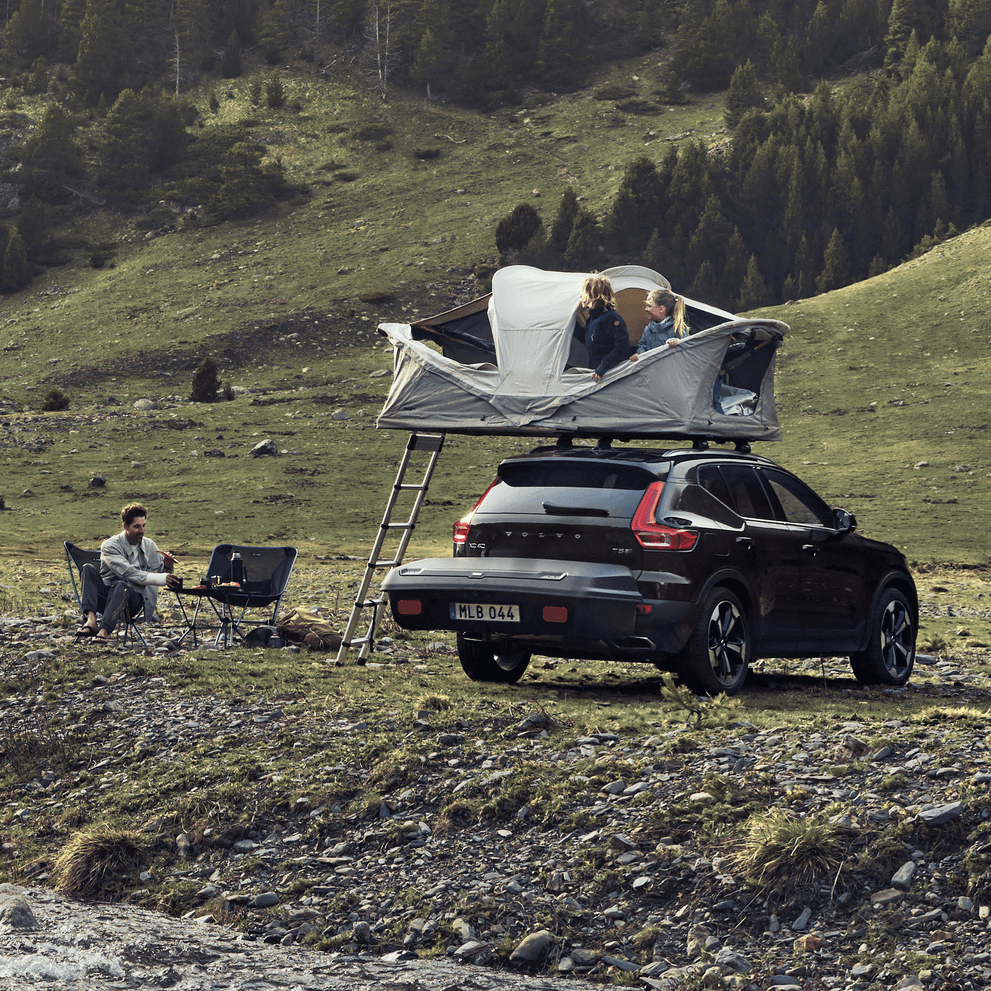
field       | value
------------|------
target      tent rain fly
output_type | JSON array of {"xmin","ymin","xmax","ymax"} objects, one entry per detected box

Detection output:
[{"xmin": 375, "ymin": 265, "xmax": 788, "ymax": 445}]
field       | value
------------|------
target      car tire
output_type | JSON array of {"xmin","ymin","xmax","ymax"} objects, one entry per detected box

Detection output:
[
  {"xmin": 850, "ymin": 588, "xmax": 915, "ymax": 686},
  {"xmin": 457, "ymin": 634, "xmax": 531, "ymax": 684},
  {"xmin": 681, "ymin": 587, "xmax": 750, "ymax": 695}
]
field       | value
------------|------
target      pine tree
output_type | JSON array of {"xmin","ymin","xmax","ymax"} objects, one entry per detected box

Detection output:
[
  {"xmin": 257, "ymin": 0, "xmax": 290, "ymax": 63},
  {"xmin": 605, "ymin": 156, "xmax": 664, "ymax": 255},
  {"xmin": 564, "ymin": 206, "xmax": 600, "ymax": 270},
  {"xmin": 687, "ymin": 260, "xmax": 720, "ymax": 305},
  {"xmin": 550, "ymin": 188, "xmax": 579, "ymax": 252},
  {"xmin": 58, "ymin": 0, "xmax": 89, "ymax": 62},
  {"xmin": 737, "ymin": 255, "xmax": 771, "ymax": 310},
  {"xmin": 411, "ymin": 0, "xmax": 454, "ymax": 95},
  {"xmin": 222, "ymin": 29, "xmax": 244, "ymax": 78},
  {"xmin": 17, "ymin": 104, "xmax": 85, "ymax": 202},
  {"xmin": 816, "ymin": 227, "xmax": 851, "ymax": 294},
  {"xmin": 2, "ymin": 229, "xmax": 32, "ymax": 294},
  {"xmin": 724, "ymin": 60, "xmax": 763, "ymax": 130},
  {"xmin": 947, "ymin": 0, "xmax": 991, "ymax": 57},
  {"xmin": 642, "ymin": 224, "xmax": 688, "ymax": 288},
  {"xmin": 211, "ymin": 141, "xmax": 279, "ymax": 218},
  {"xmin": 536, "ymin": 0, "xmax": 589, "ymax": 91},
  {"xmin": 75, "ymin": 0, "xmax": 129, "ymax": 106},
  {"xmin": 495, "ymin": 203, "xmax": 543, "ymax": 259},
  {"xmin": 0, "ymin": 0, "xmax": 55, "ymax": 66}
]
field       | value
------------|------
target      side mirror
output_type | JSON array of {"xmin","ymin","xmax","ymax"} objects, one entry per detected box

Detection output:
[{"xmin": 833, "ymin": 508, "xmax": 857, "ymax": 533}]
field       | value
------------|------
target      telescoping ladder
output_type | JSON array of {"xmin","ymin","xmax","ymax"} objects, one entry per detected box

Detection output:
[{"xmin": 336, "ymin": 432, "xmax": 446, "ymax": 664}]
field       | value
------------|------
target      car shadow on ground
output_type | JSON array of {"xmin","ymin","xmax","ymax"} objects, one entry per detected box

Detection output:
[{"xmin": 522, "ymin": 659, "xmax": 991, "ymax": 705}]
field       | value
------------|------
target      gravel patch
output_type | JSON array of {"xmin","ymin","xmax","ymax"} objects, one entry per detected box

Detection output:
[{"xmin": 2, "ymin": 591, "xmax": 991, "ymax": 990}]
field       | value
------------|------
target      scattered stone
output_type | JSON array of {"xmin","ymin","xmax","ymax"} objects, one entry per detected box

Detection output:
[
  {"xmin": 250, "ymin": 438, "xmax": 279, "ymax": 457},
  {"xmin": 509, "ymin": 929, "xmax": 554, "ymax": 964},
  {"xmin": 0, "ymin": 887, "xmax": 37, "ymax": 930}
]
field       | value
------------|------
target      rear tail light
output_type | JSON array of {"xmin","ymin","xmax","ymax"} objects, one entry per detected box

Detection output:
[
  {"xmin": 453, "ymin": 478, "xmax": 499, "ymax": 544},
  {"xmin": 631, "ymin": 481, "xmax": 698, "ymax": 550},
  {"xmin": 542, "ymin": 605, "xmax": 568, "ymax": 624},
  {"xmin": 396, "ymin": 599, "xmax": 422, "ymax": 616}
]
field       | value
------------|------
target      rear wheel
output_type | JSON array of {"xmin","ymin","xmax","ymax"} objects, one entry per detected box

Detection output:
[
  {"xmin": 850, "ymin": 588, "xmax": 915, "ymax": 686},
  {"xmin": 681, "ymin": 587, "xmax": 750, "ymax": 695},
  {"xmin": 457, "ymin": 634, "xmax": 531, "ymax": 684}
]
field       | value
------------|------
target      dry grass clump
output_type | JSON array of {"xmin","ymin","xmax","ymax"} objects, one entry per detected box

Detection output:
[
  {"xmin": 731, "ymin": 810, "xmax": 846, "ymax": 901},
  {"xmin": 1, "ymin": 713, "xmax": 71, "ymax": 779},
  {"xmin": 52, "ymin": 828, "xmax": 150, "ymax": 900}
]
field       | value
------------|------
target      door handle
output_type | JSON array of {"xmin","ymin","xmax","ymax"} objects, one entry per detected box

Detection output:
[
  {"xmin": 735, "ymin": 536, "xmax": 752, "ymax": 548},
  {"xmin": 802, "ymin": 544, "xmax": 817, "ymax": 555}
]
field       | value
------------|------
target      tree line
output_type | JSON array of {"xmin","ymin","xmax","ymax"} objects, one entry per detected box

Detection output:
[{"xmin": 498, "ymin": 3, "xmax": 991, "ymax": 309}]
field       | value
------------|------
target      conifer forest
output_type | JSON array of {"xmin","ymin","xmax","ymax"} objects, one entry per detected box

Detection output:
[{"xmin": 1, "ymin": 0, "xmax": 991, "ymax": 308}]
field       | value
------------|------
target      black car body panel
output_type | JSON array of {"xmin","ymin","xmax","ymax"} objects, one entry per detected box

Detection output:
[{"xmin": 382, "ymin": 445, "xmax": 918, "ymax": 689}]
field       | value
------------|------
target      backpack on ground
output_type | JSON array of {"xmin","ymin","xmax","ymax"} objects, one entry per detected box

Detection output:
[{"xmin": 276, "ymin": 609, "xmax": 343, "ymax": 651}]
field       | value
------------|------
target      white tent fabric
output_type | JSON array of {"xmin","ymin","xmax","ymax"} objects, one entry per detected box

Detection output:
[{"xmin": 376, "ymin": 265, "xmax": 788, "ymax": 443}]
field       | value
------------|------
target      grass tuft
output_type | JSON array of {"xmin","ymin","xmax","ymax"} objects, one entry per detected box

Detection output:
[
  {"xmin": 731, "ymin": 810, "xmax": 846, "ymax": 902},
  {"xmin": 52, "ymin": 827, "xmax": 151, "ymax": 899}
]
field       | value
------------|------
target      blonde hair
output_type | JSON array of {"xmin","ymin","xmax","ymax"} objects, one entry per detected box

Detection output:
[
  {"xmin": 646, "ymin": 287, "xmax": 688, "ymax": 337},
  {"xmin": 579, "ymin": 274, "xmax": 617, "ymax": 311}
]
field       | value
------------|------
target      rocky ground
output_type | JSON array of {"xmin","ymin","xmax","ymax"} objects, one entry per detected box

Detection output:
[{"xmin": 2, "ymin": 581, "xmax": 991, "ymax": 991}]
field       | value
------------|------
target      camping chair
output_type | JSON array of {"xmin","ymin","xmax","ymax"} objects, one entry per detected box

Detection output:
[
  {"xmin": 177, "ymin": 544, "xmax": 297, "ymax": 648},
  {"xmin": 63, "ymin": 541, "xmax": 150, "ymax": 649}
]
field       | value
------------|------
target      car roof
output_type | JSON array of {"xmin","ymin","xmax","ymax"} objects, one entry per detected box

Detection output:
[{"xmin": 501, "ymin": 445, "xmax": 781, "ymax": 479}]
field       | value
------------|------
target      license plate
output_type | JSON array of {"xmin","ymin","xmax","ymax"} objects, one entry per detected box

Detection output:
[{"xmin": 451, "ymin": 602, "xmax": 519, "ymax": 622}]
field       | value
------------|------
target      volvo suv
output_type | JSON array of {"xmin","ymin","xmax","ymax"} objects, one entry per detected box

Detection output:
[{"xmin": 382, "ymin": 446, "xmax": 917, "ymax": 694}]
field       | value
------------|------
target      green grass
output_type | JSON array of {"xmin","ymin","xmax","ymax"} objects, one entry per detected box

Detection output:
[{"xmin": 0, "ymin": 60, "xmax": 989, "ymax": 573}]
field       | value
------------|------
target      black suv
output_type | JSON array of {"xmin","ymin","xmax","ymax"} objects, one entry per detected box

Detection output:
[{"xmin": 382, "ymin": 446, "xmax": 917, "ymax": 694}]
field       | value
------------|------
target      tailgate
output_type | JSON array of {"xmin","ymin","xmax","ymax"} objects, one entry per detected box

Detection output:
[{"xmin": 382, "ymin": 557, "xmax": 642, "ymax": 640}]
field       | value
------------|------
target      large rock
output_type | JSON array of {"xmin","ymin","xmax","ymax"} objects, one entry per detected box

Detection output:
[
  {"xmin": 509, "ymin": 929, "xmax": 554, "ymax": 964},
  {"xmin": 250, "ymin": 439, "xmax": 279, "ymax": 457},
  {"xmin": 0, "ymin": 886, "xmax": 37, "ymax": 930}
]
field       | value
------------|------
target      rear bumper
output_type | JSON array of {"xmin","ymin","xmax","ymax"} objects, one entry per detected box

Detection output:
[{"xmin": 382, "ymin": 557, "xmax": 694, "ymax": 657}]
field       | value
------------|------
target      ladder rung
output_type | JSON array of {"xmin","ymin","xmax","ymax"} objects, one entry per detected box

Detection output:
[
  {"xmin": 396, "ymin": 482, "xmax": 429, "ymax": 491},
  {"xmin": 372, "ymin": 559, "xmax": 401, "ymax": 568}
]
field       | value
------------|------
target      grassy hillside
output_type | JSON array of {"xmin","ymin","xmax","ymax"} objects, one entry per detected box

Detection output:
[{"xmin": 0, "ymin": 61, "xmax": 989, "ymax": 577}]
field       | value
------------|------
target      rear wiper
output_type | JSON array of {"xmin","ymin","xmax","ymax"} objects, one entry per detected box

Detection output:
[{"xmin": 542, "ymin": 502, "xmax": 609, "ymax": 517}]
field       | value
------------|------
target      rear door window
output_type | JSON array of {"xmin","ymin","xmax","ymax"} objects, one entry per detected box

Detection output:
[
  {"xmin": 480, "ymin": 461, "xmax": 660, "ymax": 518},
  {"xmin": 698, "ymin": 464, "xmax": 776, "ymax": 521}
]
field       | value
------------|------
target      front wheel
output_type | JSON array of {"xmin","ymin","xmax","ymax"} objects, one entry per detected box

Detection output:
[
  {"xmin": 457, "ymin": 635, "xmax": 531, "ymax": 684},
  {"xmin": 680, "ymin": 587, "xmax": 750, "ymax": 695},
  {"xmin": 850, "ymin": 588, "xmax": 915, "ymax": 686}
]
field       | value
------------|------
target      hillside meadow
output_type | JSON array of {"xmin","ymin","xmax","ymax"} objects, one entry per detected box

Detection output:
[{"xmin": 0, "ymin": 61, "xmax": 989, "ymax": 606}]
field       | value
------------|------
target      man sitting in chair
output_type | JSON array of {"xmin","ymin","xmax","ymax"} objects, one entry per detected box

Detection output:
[{"xmin": 78, "ymin": 502, "xmax": 183, "ymax": 641}]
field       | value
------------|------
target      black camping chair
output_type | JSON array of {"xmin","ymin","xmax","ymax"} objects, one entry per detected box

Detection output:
[
  {"xmin": 177, "ymin": 544, "xmax": 297, "ymax": 648},
  {"xmin": 63, "ymin": 541, "xmax": 150, "ymax": 649}
]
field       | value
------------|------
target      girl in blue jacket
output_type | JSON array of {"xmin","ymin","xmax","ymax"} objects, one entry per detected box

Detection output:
[
  {"xmin": 578, "ymin": 275, "xmax": 631, "ymax": 382},
  {"xmin": 630, "ymin": 287, "xmax": 690, "ymax": 361}
]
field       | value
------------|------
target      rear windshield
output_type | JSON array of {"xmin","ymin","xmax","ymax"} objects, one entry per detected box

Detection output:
[{"xmin": 478, "ymin": 461, "xmax": 663, "ymax": 519}]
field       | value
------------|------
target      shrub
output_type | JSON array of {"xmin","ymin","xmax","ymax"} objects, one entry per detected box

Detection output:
[
  {"xmin": 190, "ymin": 357, "xmax": 220, "ymax": 403},
  {"xmin": 352, "ymin": 124, "xmax": 394, "ymax": 142},
  {"xmin": 266, "ymin": 74, "xmax": 285, "ymax": 109},
  {"xmin": 594, "ymin": 84, "xmax": 636, "ymax": 101},
  {"xmin": 41, "ymin": 388, "xmax": 69, "ymax": 411},
  {"xmin": 495, "ymin": 203, "xmax": 543, "ymax": 256}
]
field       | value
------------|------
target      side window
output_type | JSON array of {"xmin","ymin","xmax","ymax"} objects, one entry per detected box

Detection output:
[
  {"xmin": 670, "ymin": 482, "xmax": 743, "ymax": 527},
  {"xmin": 697, "ymin": 466, "xmax": 734, "ymax": 509},
  {"xmin": 761, "ymin": 470, "xmax": 835, "ymax": 527},
  {"xmin": 716, "ymin": 464, "xmax": 777, "ymax": 521}
]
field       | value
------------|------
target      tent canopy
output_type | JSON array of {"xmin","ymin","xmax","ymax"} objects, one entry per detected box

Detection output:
[{"xmin": 376, "ymin": 265, "xmax": 788, "ymax": 444}]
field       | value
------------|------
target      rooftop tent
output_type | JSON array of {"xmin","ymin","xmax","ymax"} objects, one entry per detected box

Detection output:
[{"xmin": 376, "ymin": 265, "xmax": 788, "ymax": 444}]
